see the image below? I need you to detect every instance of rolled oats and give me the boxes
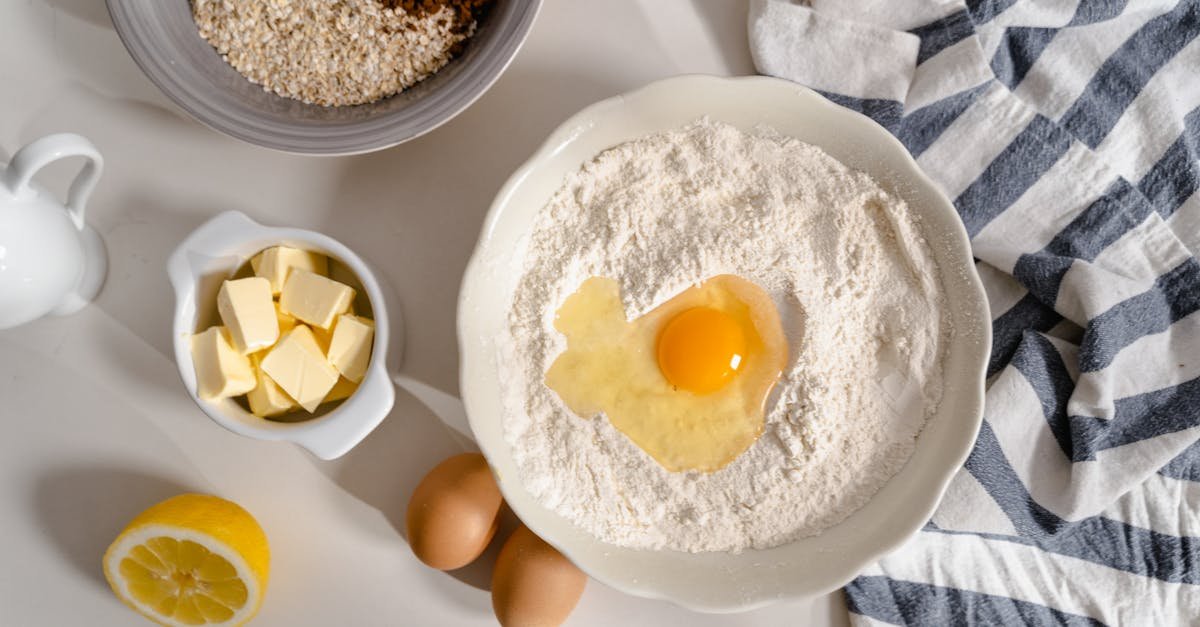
[192,0,488,106]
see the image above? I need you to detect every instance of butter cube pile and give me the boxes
[190,246,376,419]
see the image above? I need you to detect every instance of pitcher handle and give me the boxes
[3,133,104,231]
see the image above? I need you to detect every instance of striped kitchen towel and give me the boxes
[749,0,1200,624]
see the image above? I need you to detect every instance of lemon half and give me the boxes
[103,494,270,626]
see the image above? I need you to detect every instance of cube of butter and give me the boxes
[259,326,340,413]
[252,246,329,295]
[191,326,256,400]
[327,314,375,383]
[275,304,297,338]
[312,318,335,354]
[278,269,355,330]
[309,307,354,354]
[323,377,359,404]
[246,353,297,417]
[218,277,279,354]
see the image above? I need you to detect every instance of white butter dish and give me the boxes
[168,210,395,460]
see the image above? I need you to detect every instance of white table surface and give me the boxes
[0,1,850,625]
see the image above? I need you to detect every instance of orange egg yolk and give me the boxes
[656,307,746,394]
[544,274,788,472]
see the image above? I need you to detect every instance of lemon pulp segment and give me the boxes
[119,537,247,624]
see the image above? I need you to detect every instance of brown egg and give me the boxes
[406,452,503,570]
[492,525,587,627]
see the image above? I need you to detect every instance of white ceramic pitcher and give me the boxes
[0,133,107,329]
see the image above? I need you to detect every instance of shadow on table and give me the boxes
[21,8,178,124]
[43,0,115,30]
[324,388,506,592]
[328,386,523,594]
[689,0,756,73]
[89,189,214,361]
[32,466,193,589]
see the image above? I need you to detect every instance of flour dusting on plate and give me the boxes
[498,120,950,552]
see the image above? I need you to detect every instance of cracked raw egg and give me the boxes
[545,274,787,472]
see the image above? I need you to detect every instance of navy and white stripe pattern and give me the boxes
[750,0,1200,623]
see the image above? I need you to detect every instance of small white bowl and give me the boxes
[168,211,395,460]
[458,75,991,611]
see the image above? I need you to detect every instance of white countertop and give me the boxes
[0,1,848,624]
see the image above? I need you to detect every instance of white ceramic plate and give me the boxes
[457,75,990,612]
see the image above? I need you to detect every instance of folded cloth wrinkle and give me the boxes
[749,0,919,102]
[750,0,1200,623]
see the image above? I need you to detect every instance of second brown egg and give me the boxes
[492,525,587,627]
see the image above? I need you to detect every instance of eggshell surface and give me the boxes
[492,525,587,627]
[405,453,503,570]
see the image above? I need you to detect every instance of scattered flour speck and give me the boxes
[498,120,950,552]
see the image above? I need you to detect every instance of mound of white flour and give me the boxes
[499,120,948,552]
